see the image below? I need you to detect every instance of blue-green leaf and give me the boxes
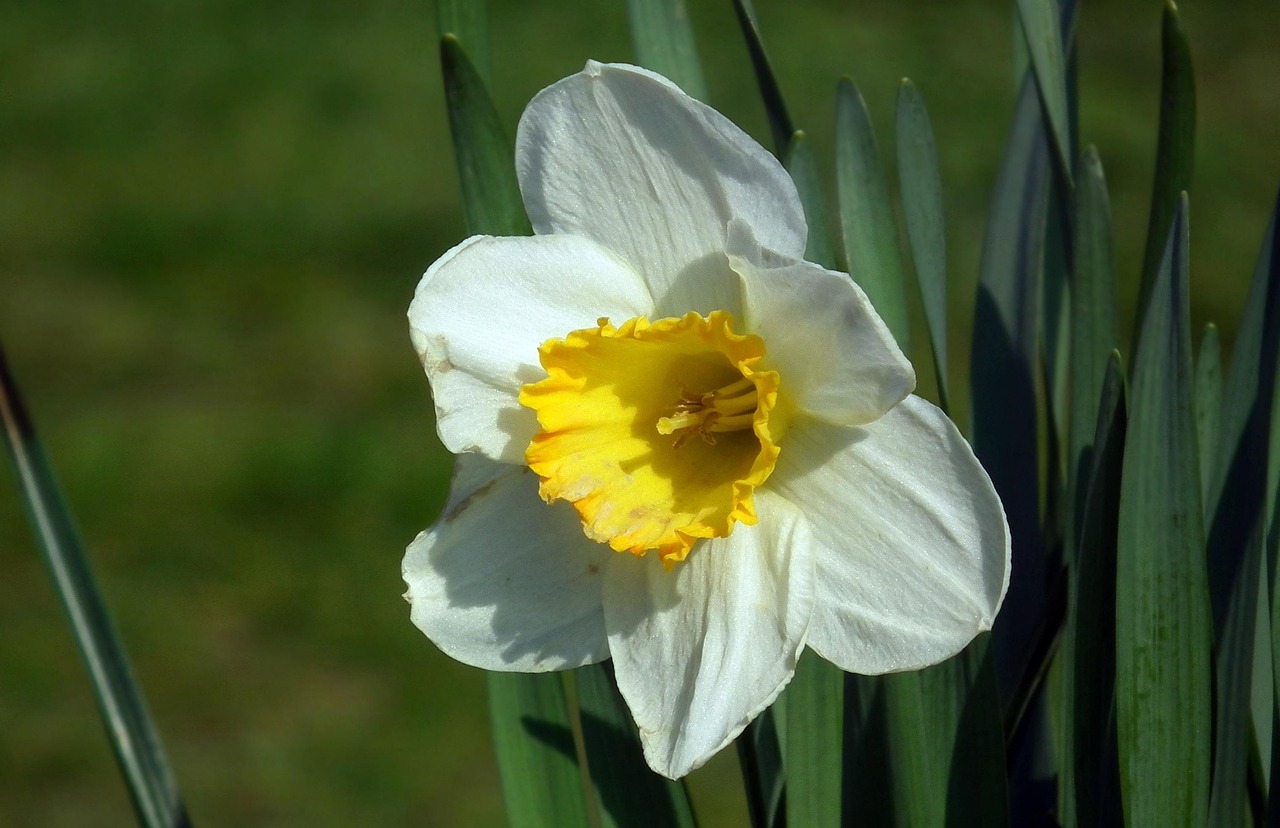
[1115,194,1211,826]
[1195,324,1222,511]
[0,347,189,828]
[783,651,843,828]
[883,640,1009,828]
[1068,146,1118,543]
[1013,0,1073,184]
[440,34,530,238]
[730,0,792,157]
[970,73,1049,696]
[1134,1,1195,330]
[835,79,909,351]
[895,79,950,412]
[1205,190,1280,828]
[626,0,708,102]
[574,664,696,828]
[488,672,591,828]
[1071,353,1126,826]
[784,131,836,270]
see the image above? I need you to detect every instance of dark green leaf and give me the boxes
[783,651,843,827]
[834,79,909,351]
[575,663,696,828]
[883,639,1009,828]
[1206,191,1280,828]
[730,0,792,157]
[488,672,591,828]
[1071,353,1126,827]
[784,131,836,270]
[440,35,531,238]
[1067,147,1118,543]
[737,709,785,828]
[1195,324,1222,511]
[1115,195,1211,825]
[626,0,708,101]
[0,347,189,828]
[1134,1,1195,329]
[436,0,491,88]
[970,73,1049,696]
[1013,0,1073,185]
[895,79,949,412]
[841,675,895,825]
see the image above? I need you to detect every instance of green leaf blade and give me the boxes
[440,35,531,238]
[1205,191,1280,828]
[575,663,696,828]
[895,79,950,411]
[0,347,189,828]
[1068,146,1118,541]
[488,672,592,828]
[1134,1,1196,328]
[1114,195,1211,825]
[730,0,792,157]
[1195,324,1222,510]
[835,79,910,351]
[784,131,836,270]
[436,0,491,88]
[1013,0,1073,184]
[970,73,1049,696]
[784,652,843,828]
[626,0,708,102]
[1071,353,1127,826]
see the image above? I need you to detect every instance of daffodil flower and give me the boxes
[403,61,1011,779]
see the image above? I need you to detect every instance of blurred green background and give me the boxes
[1,0,1276,824]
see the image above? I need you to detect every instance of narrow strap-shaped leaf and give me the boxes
[436,0,491,87]
[1195,324,1222,511]
[895,79,950,412]
[1067,147,1118,547]
[835,79,909,350]
[1013,0,1073,185]
[737,709,785,828]
[1071,353,1126,827]
[1267,271,1280,825]
[0,346,190,828]
[784,131,836,270]
[1134,1,1195,330]
[575,663,696,828]
[1115,194,1211,825]
[440,35,531,238]
[783,651,843,828]
[883,639,1009,828]
[971,72,1049,697]
[439,31,587,826]
[1206,190,1280,828]
[842,675,896,825]
[730,0,792,157]
[626,0,708,102]
[488,672,591,828]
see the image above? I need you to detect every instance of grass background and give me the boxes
[1,0,1277,824]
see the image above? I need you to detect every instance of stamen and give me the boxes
[656,376,760,447]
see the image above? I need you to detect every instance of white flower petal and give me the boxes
[409,234,654,463]
[516,61,807,317]
[603,491,813,778]
[727,220,915,426]
[769,396,1010,674]
[403,454,611,672]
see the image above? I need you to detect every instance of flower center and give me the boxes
[519,311,780,564]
